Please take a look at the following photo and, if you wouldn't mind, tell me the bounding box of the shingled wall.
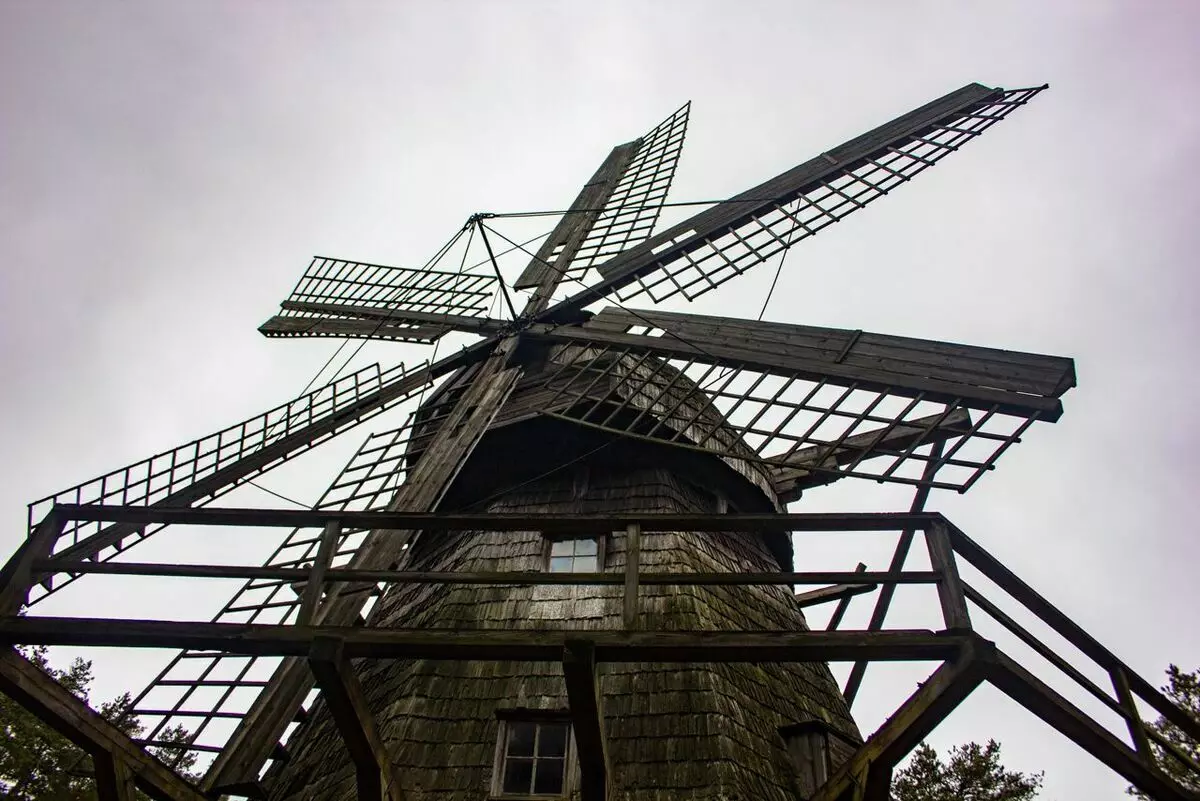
[264,458,860,801]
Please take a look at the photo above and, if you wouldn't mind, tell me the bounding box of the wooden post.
[622,523,641,631]
[93,752,137,801]
[925,520,971,632]
[0,510,67,615]
[307,636,400,801]
[1111,666,1153,759]
[563,639,608,801]
[298,519,342,625]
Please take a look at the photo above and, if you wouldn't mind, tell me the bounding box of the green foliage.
[892,739,1043,801]
[1129,664,1200,799]
[0,647,196,800]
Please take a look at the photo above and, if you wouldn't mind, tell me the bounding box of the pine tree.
[891,740,1042,801]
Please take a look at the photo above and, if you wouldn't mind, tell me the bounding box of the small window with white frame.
[493,718,573,797]
[545,536,602,573]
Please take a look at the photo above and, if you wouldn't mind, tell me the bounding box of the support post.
[0,510,67,615]
[298,520,342,625]
[563,639,609,801]
[925,520,971,632]
[93,752,137,801]
[622,523,641,631]
[307,636,400,801]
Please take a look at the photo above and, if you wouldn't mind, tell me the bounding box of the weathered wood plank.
[0,648,206,801]
[0,617,970,663]
[562,640,608,801]
[514,142,639,291]
[32,560,940,587]
[623,522,641,630]
[49,503,947,534]
[277,300,508,334]
[307,636,401,801]
[297,520,341,625]
[925,520,971,631]
[587,307,1075,396]
[525,324,1065,419]
[259,315,448,342]
[794,578,877,610]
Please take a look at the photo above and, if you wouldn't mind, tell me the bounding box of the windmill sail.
[260,256,500,343]
[525,307,1073,492]
[545,84,1045,314]
[513,102,691,291]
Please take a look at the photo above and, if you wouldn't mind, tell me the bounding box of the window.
[546,537,600,573]
[495,719,571,797]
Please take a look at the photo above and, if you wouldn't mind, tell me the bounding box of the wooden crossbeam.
[770,409,973,501]
[794,580,877,609]
[0,511,66,614]
[0,617,969,663]
[0,648,206,801]
[47,503,946,533]
[307,636,401,801]
[562,640,609,801]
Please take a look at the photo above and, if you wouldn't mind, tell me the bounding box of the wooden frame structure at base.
[1,505,1197,801]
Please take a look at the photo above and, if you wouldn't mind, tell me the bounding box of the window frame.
[490,714,577,799]
[541,533,606,574]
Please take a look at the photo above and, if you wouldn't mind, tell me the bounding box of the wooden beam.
[49,503,946,534]
[0,648,206,801]
[307,636,401,801]
[0,510,66,615]
[525,323,1064,419]
[562,640,608,801]
[297,520,341,625]
[811,638,989,801]
[93,752,137,801]
[794,579,877,609]
[34,560,941,588]
[277,300,509,335]
[824,564,869,631]
[513,140,639,292]
[259,315,450,343]
[771,409,973,501]
[0,617,971,664]
[925,520,971,631]
[985,651,1193,801]
[623,522,641,630]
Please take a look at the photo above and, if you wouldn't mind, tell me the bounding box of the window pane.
[573,538,598,556]
[550,540,573,556]
[538,723,568,757]
[507,722,536,757]
[533,757,565,795]
[502,757,534,794]
[549,556,573,573]
[573,555,597,572]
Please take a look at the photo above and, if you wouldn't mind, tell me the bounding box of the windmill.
[5,82,1196,801]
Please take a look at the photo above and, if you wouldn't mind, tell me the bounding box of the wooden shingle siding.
[264,464,857,801]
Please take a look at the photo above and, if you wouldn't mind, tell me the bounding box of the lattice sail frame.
[125,407,440,763]
[583,86,1045,308]
[528,307,1073,493]
[24,360,437,603]
[261,256,500,343]
[560,103,691,280]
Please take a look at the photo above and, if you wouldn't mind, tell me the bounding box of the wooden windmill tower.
[6,81,1197,801]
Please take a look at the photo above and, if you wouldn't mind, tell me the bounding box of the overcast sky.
[2,2,1199,798]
